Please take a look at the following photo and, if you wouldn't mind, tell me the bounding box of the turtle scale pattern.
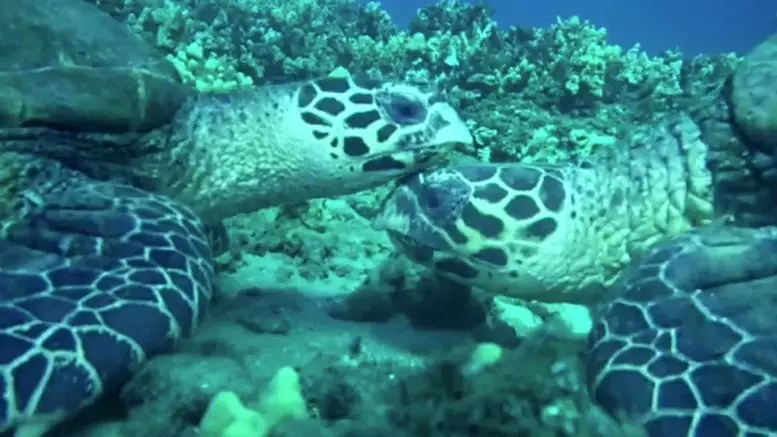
[0,0,188,132]
[731,33,777,148]
[0,1,474,431]
[376,114,777,435]
[0,0,476,434]
[588,226,777,437]
[0,69,472,224]
[375,116,715,305]
[378,134,777,436]
[0,158,214,435]
[375,32,777,434]
[157,72,470,222]
[0,79,472,434]
[0,0,474,223]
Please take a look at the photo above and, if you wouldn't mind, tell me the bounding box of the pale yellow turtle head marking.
[375,163,580,302]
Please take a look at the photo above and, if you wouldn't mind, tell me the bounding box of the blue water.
[366,0,774,56]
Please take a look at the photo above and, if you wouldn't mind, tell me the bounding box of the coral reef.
[61,0,742,435]
[54,290,644,437]
[94,0,738,163]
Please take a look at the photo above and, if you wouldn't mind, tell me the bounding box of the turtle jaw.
[149,71,475,222]
[373,167,472,252]
[292,85,474,199]
[357,137,464,180]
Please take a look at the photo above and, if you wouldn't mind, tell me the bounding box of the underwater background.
[3,0,777,437]
[370,0,774,55]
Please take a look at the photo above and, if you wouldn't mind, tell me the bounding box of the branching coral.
[91,0,739,162]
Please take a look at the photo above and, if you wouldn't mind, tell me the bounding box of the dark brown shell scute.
[0,0,188,133]
[731,33,777,148]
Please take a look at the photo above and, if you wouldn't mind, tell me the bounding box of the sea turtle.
[0,0,473,435]
[374,33,777,436]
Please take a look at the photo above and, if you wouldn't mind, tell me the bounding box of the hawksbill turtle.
[375,33,777,436]
[0,0,473,435]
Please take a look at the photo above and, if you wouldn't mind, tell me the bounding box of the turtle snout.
[427,103,474,150]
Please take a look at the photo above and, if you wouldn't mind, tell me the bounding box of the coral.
[92,0,738,163]
[218,195,395,295]
[376,336,645,437]
[82,0,742,372]
[96,0,399,90]
[63,4,747,436]
[199,367,307,437]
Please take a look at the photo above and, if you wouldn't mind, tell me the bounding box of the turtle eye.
[423,189,441,209]
[419,184,457,223]
[380,92,428,125]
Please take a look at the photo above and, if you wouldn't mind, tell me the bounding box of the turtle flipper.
[0,160,215,435]
[588,226,777,436]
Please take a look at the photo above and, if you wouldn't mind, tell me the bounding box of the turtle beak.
[424,101,474,154]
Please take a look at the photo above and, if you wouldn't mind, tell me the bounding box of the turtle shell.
[731,33,777,148]
[0,0,190,133]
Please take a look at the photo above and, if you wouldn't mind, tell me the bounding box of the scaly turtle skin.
[0,0,472,223]
[375,115,715,304]
[588,226,777,436]
[0,164,215,437]
[375,34,777,436]
[0,0,473,435]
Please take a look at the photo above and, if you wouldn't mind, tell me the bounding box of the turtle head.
[373,165,491,282]
[374,163,574,299]
[294,71,473,187]
[156,69,472,222]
